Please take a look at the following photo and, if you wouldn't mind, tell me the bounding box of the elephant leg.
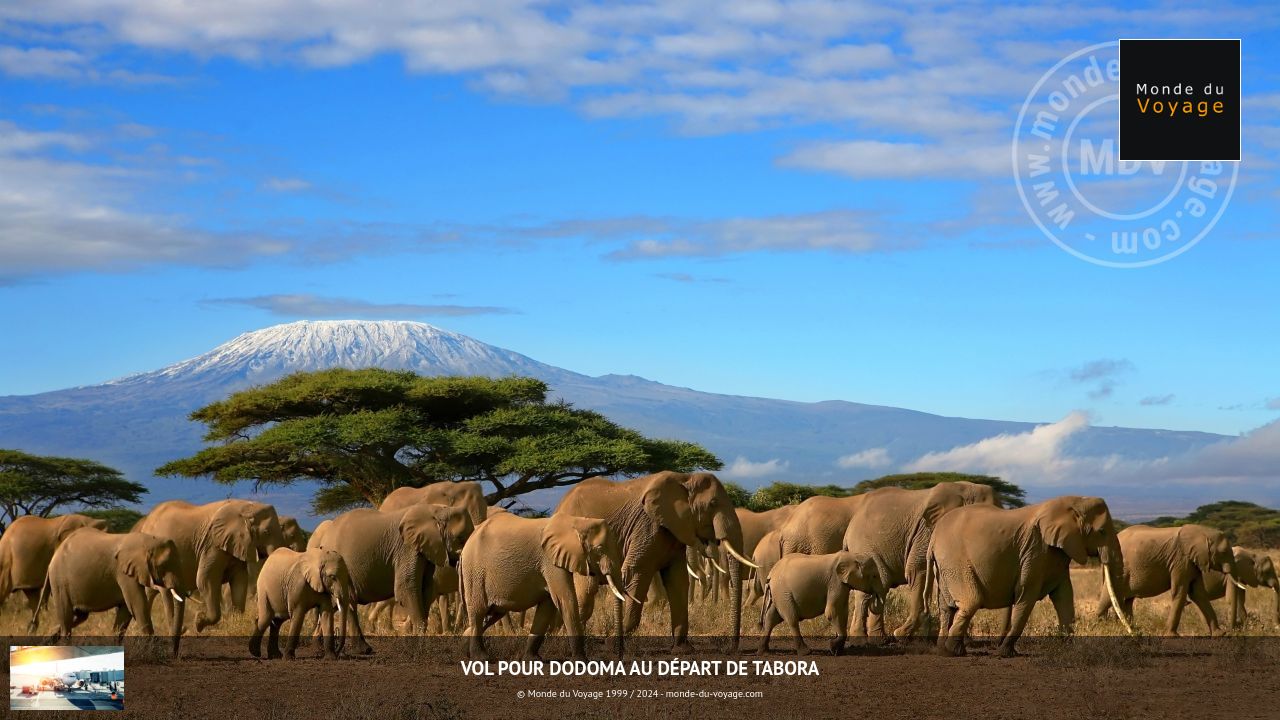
[195,560,228,632]
[785,609,809,656]
[849,591,870,637]
[826,592,849,655]
[267,618,283,659]
[758,603,781,655]
[249,610,271,658]
[661,563,694,654]
[322,604,337,655]
[284,609,309,659]
[227,563,249,614]
[996,600,1036,658]
[866,596,887,638]
[547,569,585,659]
[111,605,132,641]
[1048,581,1076,636]
[1165,582,1190,636]
[348,603,375,655]
[524,598,558,660]
[465,574,492,661]
[940,604,975,657]
[154,588,175,631]
[121,582,154,636]
[1188,581,1222,636]
[1226,582,1244,629]
[895,573,928,639]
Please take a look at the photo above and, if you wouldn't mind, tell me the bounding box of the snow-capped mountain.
[0,320,1244,520]
[109,320,576,392]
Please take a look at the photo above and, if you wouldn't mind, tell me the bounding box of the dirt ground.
[5,635,1279,720]
[5,564,1279,719]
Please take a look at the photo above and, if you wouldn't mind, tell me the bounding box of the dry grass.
[6,556,1277,641]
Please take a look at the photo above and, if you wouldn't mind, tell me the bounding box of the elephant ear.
[922,484,966,527]
[1037,504,1088,565]
[400,506,448,566]
[642,474,700,548]
[1177,527,1215,576]
[834,552,865,589]
[198,504,253,562]
[542,515,593,575]
[301,552,326,594]
[115,536,155,587]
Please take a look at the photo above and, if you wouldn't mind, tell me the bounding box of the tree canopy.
[851,472,1027,508]
[726,472,1027,512]
[0,449,147,528]
[1149,500,1280,548]
[157,369,721,514]
[81,507,147,533]
[726,481,854,512]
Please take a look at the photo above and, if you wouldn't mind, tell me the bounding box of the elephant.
[738,506,796,604]
[1223,548,1279,629]
[0,513,107,612]
[1093,524,1240,636]
[36,527,189,655]
[461,512,635,660]
[279,517,308,552]
[555,471,757,654]
[930,495,1126,657]
[757,550,888,656]
[749,530,785,608]
[307,503,472,654]
[250,547,354,660]
[842,483,999,638]
[366,563,463,634]
[133,499,285,632]
[380,481,488,525]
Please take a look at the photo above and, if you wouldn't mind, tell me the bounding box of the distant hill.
[1148,501,1280,548]
[0,320,1241,521]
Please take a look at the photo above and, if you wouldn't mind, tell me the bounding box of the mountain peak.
[109,319,567,389]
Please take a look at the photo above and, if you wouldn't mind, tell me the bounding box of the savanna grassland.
[5,559,1279,720]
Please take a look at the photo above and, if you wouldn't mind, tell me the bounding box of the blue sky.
[1,1,1279,438]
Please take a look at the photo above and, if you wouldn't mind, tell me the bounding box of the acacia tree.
[852,472,1027,508]
[157,368,721,513]
[0,449,147,529]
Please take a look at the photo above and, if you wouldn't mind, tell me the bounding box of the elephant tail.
[29,574,50,634]
[759,580,773,630]
[922,548,936,616]
[455,555,467,634]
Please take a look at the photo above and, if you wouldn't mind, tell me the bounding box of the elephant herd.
[735,486,1280,657]
[0,476,1276,662]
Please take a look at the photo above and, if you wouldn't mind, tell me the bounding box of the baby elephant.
[461,512,635,661]
[37,527,189,656]
[251,548,353,660]
[758,550,886,656]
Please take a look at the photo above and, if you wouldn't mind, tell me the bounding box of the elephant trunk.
[712,512,746,652]
[1272,585,1280,627]
[170,592,185,658]
[1097,542,1133,636]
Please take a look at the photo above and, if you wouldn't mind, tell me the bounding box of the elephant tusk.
[1102,563,1133,636]
[708,556,727,574]
[1231,576,1248,591]
[686,563,705,582]
[170,588,185,603]
[605,575,628,604]
[626,591,645,605]
[724,542,760,570]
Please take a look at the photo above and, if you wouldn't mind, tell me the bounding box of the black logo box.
[1119,39,1241,161]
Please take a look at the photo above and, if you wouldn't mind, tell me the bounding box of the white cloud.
[779,140,1011,179]
[262,177,311,193]
[204,293,515,318]
[904,411,1091,484]
[836,447,891,469]
[723,456,788,479]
